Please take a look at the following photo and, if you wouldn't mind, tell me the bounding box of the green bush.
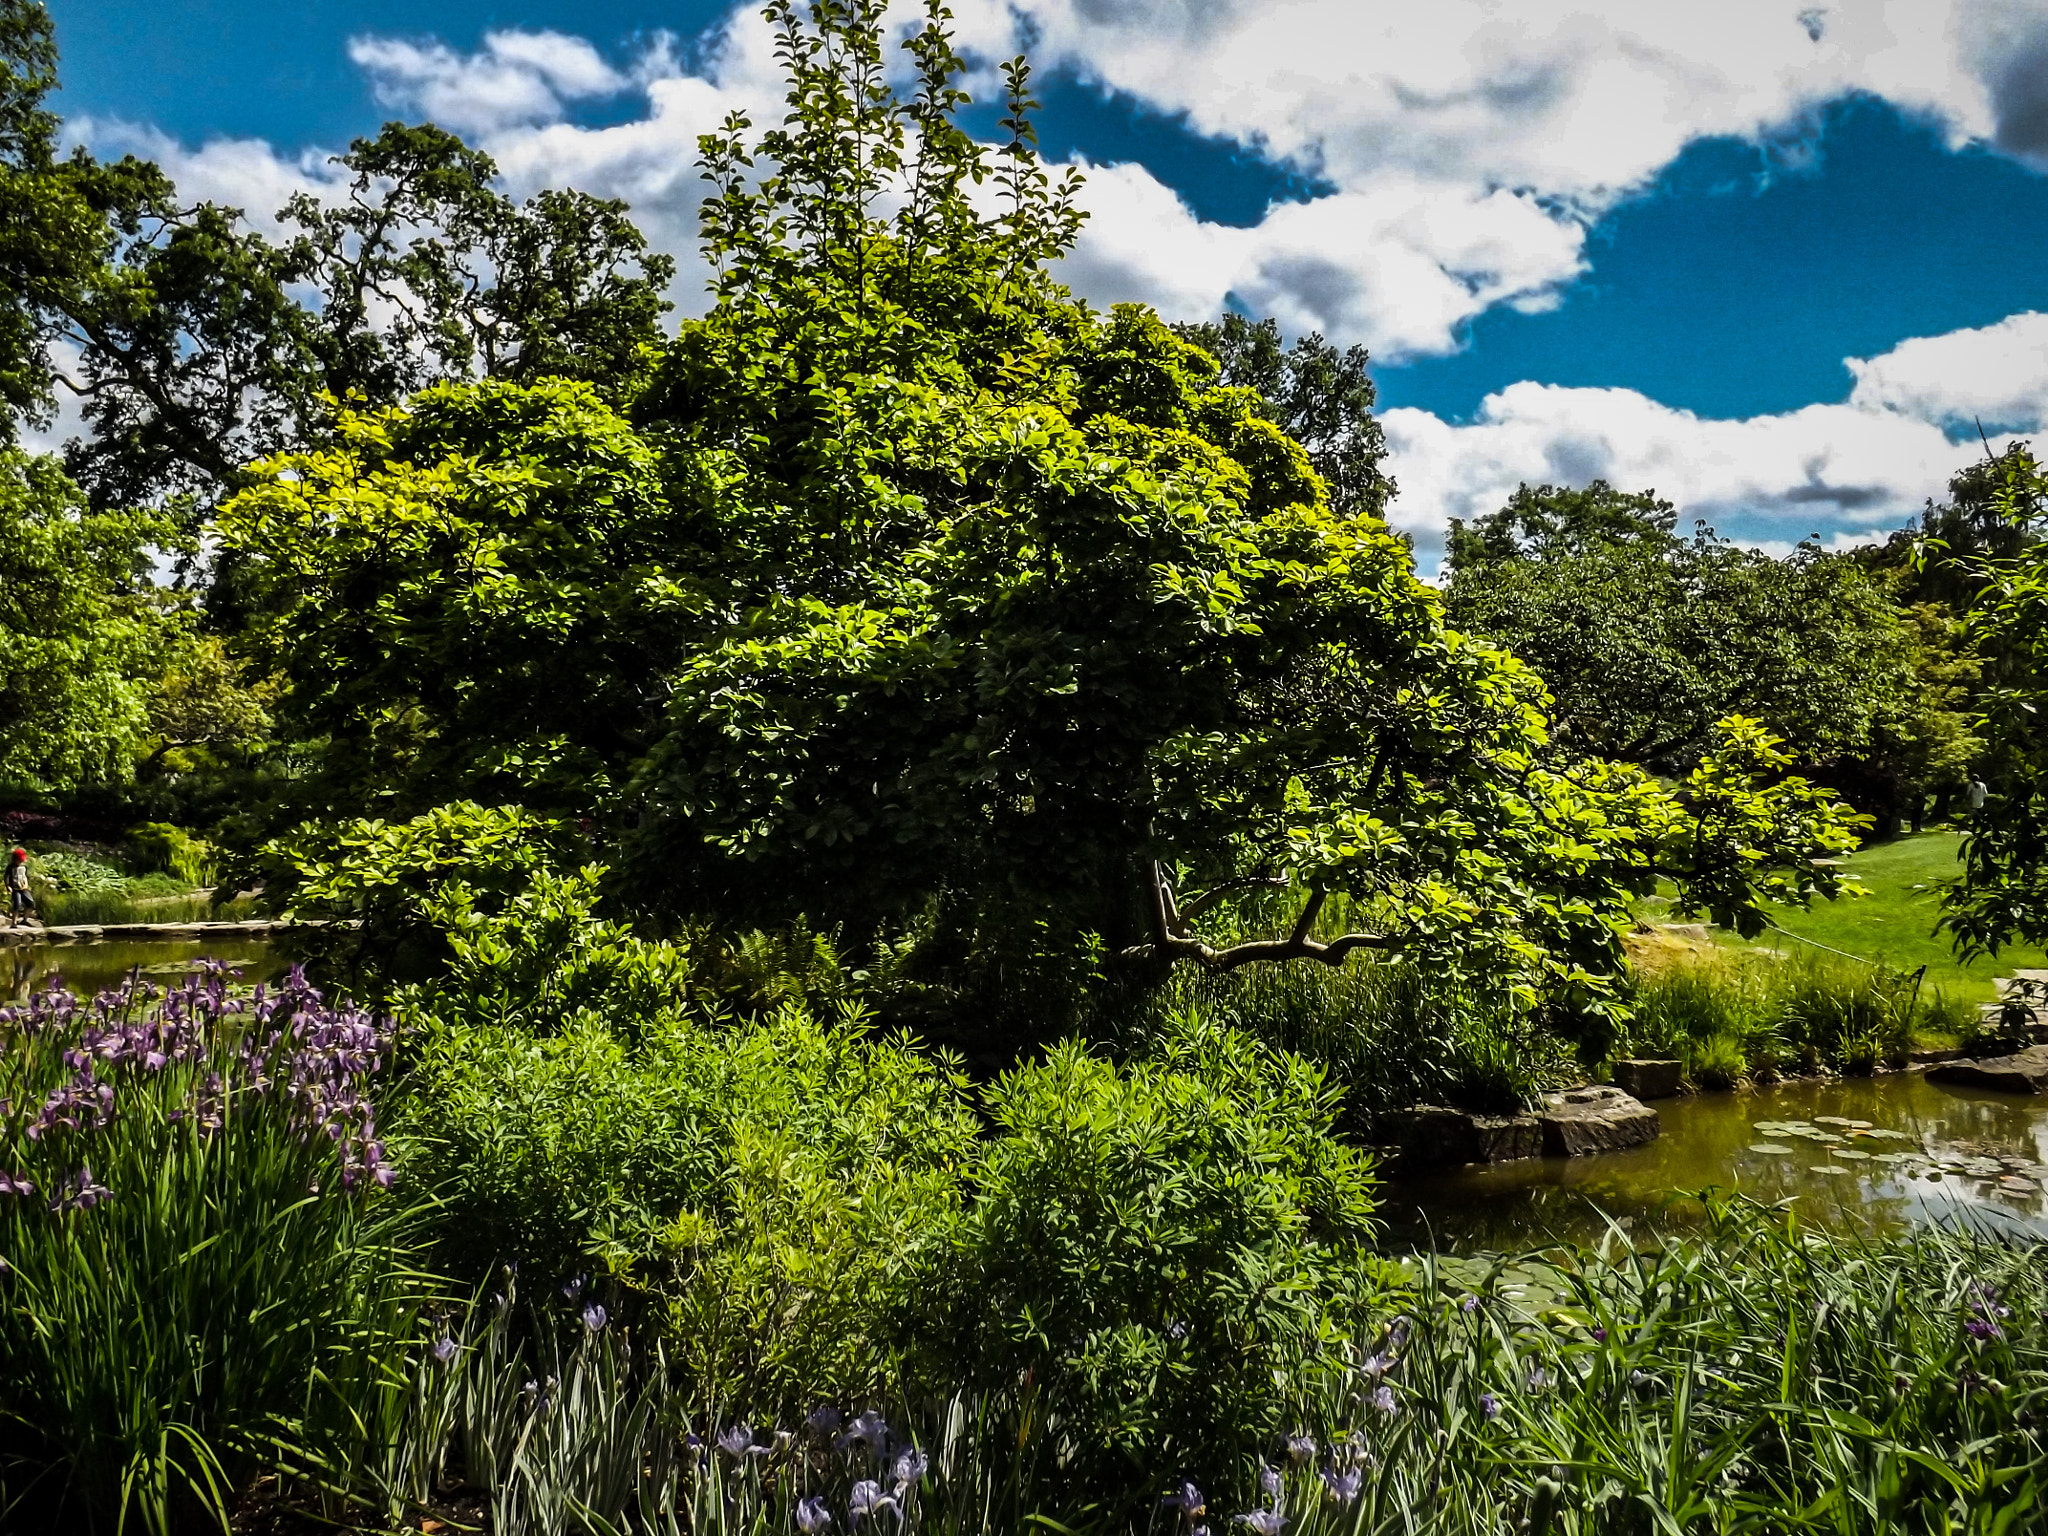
[128,822,217,887]
[935,1022,1382,1506]
[400,997,980,1413]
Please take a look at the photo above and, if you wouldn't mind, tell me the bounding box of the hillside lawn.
[1644,828,2048,1006]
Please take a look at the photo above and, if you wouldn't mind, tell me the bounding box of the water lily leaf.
[1814,1116,1872,1129]
[1810,1164,1851,1176]
[1748,1142,1794,1155]
[1832,1149,1870,1162]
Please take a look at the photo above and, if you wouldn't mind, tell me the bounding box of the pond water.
[1382,1071,2048,1252]
[1,938,284,1005]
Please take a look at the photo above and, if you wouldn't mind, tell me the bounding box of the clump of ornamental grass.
[0,965,428,1533]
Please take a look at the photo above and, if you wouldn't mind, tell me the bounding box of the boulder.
[1379,1105,1543,1167]
[1612,1058,1684,1100]
[1538,1086,1660,1156]
[1928,1044,2048,1095]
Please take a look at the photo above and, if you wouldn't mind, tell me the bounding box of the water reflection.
[2,940,282,1004]
[1382,1073,2048,1251]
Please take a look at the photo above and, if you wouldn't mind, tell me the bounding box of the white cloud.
[1845,310,2048,431]
[979,0,2026,203]
[1056,164,1587,358]
[347,30,635,138]
[1381,342,2036,574]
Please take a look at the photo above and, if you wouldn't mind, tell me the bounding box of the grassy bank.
[1642,830,2048,1006]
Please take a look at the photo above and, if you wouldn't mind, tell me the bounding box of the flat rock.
[1538,1085,1660,1156]
[1928,1045,2048,1095]
[1613,1058,1685,1099]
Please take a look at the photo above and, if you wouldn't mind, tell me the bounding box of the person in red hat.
[6,847,35,927]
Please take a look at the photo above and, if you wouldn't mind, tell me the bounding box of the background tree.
[1926,447,2048,954]
[1443,481,1935,803]
[1173,313,1392,520]
[0,447,179,790]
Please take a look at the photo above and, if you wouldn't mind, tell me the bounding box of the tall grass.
[1115,960,1579,1124]
[0,966,428,1532]
[289,1202,2045,1535]
[1624,955,1949,1088]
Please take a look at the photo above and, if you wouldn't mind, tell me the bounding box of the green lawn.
[1650,830,2048,1005]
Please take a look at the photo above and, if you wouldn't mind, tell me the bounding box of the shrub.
[397,996,980,1414]
[0,967,423,1532]
[935,1022,1382,1507]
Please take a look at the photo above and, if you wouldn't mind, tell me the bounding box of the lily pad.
[1997,1177,2040,1196]
[1832,1148,1871,1162]
[1810,1164,1854,1176]
[1748,1142,1794,1155]
[1814,1116,1872,1129]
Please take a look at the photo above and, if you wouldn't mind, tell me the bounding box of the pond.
[1382,1070,2048,1251]
[2,938,284,1005]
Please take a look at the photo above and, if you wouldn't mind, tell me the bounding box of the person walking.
[1968,776,1989,823]
[6,847,35,926]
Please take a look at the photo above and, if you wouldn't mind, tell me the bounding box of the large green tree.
[221,0,1859,1022]
[1927,445,2048,955]
[0,0,676,519]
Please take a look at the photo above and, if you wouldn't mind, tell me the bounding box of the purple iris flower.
[717,1423,756,1457]
[1285,1433,1316,1464]
[891,1446,928,1489]
[1479,1391,1500,1421]
[431,1335,458,1364]
[581,1301,607,1333]
[1319,1466,1362,1506]
[796,1496,833,1533]
[1232,1511,1285,1535]
[849,1481,901,1526]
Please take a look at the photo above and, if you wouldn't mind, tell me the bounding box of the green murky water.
[1383,1073,2048,1251]
[2,939,283,1005]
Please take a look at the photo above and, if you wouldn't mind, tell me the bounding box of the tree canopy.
[215,0,1861,1026]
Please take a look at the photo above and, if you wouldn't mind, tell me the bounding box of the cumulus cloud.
[976,0,2026,202]
[1056,164,1587,358]
[1845,310,2048,432]
[348,30,637,138]
[1381,324,2043,575]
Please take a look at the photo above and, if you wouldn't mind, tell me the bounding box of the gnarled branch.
[1126,861,1392,971]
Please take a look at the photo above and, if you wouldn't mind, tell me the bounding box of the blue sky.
[47,0,2048,566]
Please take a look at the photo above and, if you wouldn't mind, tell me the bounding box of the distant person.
[6,847,34,926]
[1968,776,1989,822]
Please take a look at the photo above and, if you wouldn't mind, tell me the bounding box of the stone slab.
[1613,1058,1685,1099]
[1538,1086,1661,1156]
[1379,1105,1543,1167]
[1928,1044,2048,1095]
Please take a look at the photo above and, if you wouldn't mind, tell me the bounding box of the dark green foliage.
[1172,313,1393,520]
[1927,445,2048,955]
[934,1023,1379,1503]
[1445,480,1927,778]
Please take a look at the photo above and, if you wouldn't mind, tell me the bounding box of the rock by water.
[1928,1044,2048,1095]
